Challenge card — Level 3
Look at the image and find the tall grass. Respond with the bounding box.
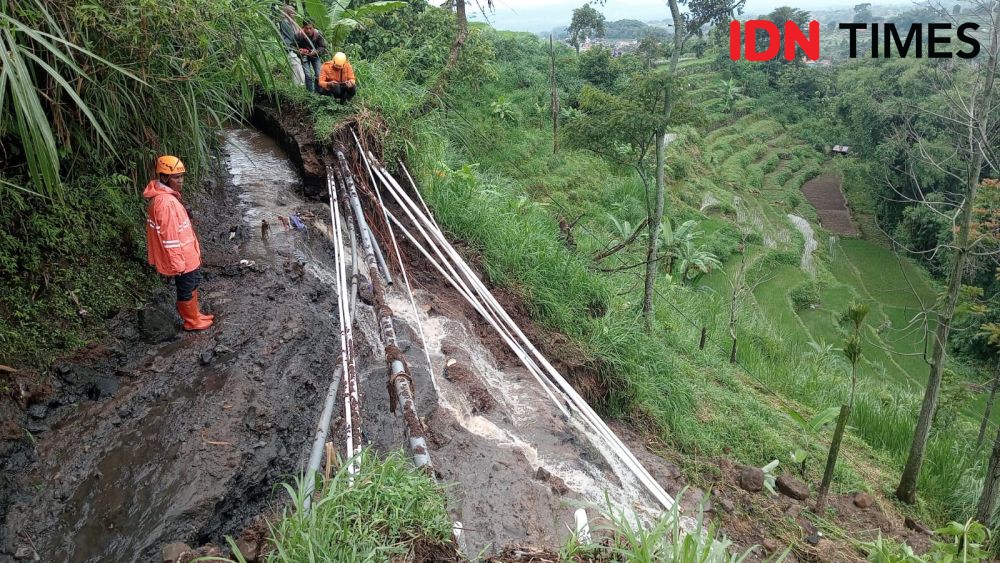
[1,0,285,364]
[564,490,768,562]
[263,450,453,562]
[0,0,280,200]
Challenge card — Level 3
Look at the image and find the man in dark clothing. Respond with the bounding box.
[275,4,305,86]
[295,21,328,93]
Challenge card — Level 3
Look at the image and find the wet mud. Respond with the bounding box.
[1,126,691,561]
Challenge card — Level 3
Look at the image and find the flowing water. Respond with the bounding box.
[8,127,675,561]
[223,128,672,549]
[788,214,818,276]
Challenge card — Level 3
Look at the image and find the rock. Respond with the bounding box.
[27,404,47,420]
[679,487,709,515]
[162,542,191,562]
[738,466,764,492]
[776,473,809,500]
[199,350,215,366]
[762,539,778,553]
[799,517,819,535]
[534,467,570,495]
[58,366,118,400]
[93,375,119,399]
[397,339,411,353]
[804,532,822,546]
[905,517,933,535]
[213,344,234,355]
[233,539,258,562]
[785,504,802,519]
[14,546,39,560]
[718,497,735,513]
[356,274,374,305]
[139,303,180,344]
[853,492,874,509]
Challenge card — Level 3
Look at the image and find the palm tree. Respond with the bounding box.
[677,241,721,281]
[658,219,701,275]
[720,79,746,112]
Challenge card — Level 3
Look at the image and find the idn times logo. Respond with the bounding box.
[729,20,982,61]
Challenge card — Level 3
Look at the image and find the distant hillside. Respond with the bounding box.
[550,18,670,41]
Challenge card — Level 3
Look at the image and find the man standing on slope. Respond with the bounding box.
[276,4,305,87]
[318,52,357,104]
[145,156,214,331]
[296,20,328,93]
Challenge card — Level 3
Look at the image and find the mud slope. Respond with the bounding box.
[3,127,690,561]
[2,130,343,561]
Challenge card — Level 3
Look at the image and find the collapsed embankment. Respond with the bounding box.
[0,103,696,561]
[1,98,938,562]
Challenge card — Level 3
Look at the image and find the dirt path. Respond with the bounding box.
[801,173,860,236]
[2,129,346,562]
[1,127,691,561]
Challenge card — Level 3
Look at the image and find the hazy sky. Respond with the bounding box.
[475,0,906,32]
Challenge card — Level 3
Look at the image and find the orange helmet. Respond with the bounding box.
[156,155,186,175]
[333,52,347,68]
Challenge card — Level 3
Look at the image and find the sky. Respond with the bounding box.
[474,0,895,33]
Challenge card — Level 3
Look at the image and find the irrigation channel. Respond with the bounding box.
[2,127,695,561]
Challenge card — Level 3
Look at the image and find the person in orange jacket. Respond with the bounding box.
[318,52,357,104]
[144,155,214,331]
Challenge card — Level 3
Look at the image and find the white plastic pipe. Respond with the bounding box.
[354,136,440,397]
[375,167,570,415]
[381,206,570,419]
[380,166,678,513]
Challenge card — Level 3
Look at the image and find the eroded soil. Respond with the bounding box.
[0,128,685,562]
[1,124,936,563]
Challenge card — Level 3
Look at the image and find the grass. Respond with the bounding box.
[251,450,453,562]
[264,23,991,539]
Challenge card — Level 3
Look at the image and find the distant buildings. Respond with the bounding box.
[577,38,639,56]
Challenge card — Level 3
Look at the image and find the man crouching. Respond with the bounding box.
[319,52,357,104]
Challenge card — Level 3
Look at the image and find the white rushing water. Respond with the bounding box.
[787,214,818,276]
[384,289,663,523]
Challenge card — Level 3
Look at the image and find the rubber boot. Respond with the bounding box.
[177,299,213,331]
[191,289,214,322]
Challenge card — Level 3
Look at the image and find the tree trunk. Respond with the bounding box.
[421,0,467,113]
[549,35,559,154]
[978,366,1000,451]
[977,423,1000,526]
[667,0,683,73]
[699,326,707,350]
[896,157,981,504]
[642,132,667,332]
[816,403,852,511]
[729,336,737,363]
[897,5,997,504]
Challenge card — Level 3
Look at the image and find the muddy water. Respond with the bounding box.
[4,127,676,561]
[4,129,346,562]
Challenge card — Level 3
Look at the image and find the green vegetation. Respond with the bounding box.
[5,0,999,556]
[284,2,995,529]
[239,451,453,562]
[562,491,762,561]
[0,0,278,365]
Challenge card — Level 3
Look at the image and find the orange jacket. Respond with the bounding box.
[144,180,202,276]
[319,60,356,89]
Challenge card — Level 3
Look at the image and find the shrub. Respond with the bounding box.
[790,280,822,311]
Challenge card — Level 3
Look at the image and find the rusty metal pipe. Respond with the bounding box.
[337,152,432,471]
